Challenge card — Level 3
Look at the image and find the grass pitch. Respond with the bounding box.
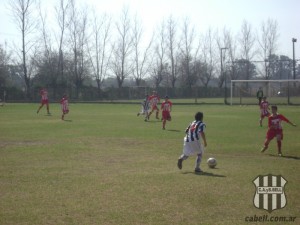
[0,103,299,225]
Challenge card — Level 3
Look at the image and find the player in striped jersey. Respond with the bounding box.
[259,96,270,127]
[137,95,151,121]
[147,91,160,120]
[177,112,207,173]
[60,94,69,120]
[37,88,51,114]
[161,96,172,130]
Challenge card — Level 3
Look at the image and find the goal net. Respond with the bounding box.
[230,79,300,105]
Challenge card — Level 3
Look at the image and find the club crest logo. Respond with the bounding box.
[253,174,287,212]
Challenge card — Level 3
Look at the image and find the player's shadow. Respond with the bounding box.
[146,120,161,123]
[167,129,181,132]
[63,119,72,122]
[182,170,226,177]
[269,154,300,160]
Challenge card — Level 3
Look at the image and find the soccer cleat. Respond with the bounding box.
[260,146,267,153]
[177,158,183,170]
[194,168,203,173]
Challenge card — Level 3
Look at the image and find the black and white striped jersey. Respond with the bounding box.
[185,120,206,142]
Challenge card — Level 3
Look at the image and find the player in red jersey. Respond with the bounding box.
[148,91,160,120]
[259,96,270,127]
[60,94,69,120]
[261,105,296,156]
[161,95,172,130]
[37,88,50,114]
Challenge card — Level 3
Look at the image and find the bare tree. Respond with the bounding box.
[166,15,179,88]
[237,20,256,80]
[221,28,238,81]
[67,0,89,98]
[257,18,279,79]
[111,6,133,88]
[54,0,71,86]
[35,2,60,97]
[132,14,153,86]
[9,0,38,99]
[178,18,197,88]
[151,21,167,89]
[87,11,112,96]
[200,28,218,87]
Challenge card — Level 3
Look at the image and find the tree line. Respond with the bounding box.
[0,0,298,101]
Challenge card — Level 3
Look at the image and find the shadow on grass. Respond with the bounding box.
[167,129,181,132]
[182,170,226,177]
[63,119,72,122]
[269,154,300,160]
[146,120,161,123]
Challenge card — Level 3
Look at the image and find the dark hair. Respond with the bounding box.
[195,112,203,121]
[271,105,278,110]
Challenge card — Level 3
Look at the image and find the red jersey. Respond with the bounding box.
[268,114,290,131]
[148,94,160,107]
[60,97,69,113]
[40,89,48,101]
[161,100,172,112]
[260,100,270,117]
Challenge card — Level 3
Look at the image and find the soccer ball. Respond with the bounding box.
[207,157,217,168]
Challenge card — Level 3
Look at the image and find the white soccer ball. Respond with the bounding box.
[207,157,217,168]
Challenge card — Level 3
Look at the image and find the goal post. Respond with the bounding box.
[230,79,300,105]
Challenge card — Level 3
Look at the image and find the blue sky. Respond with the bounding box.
[0,0,299,59]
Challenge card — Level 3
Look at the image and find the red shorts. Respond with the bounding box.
[266,129,283,140]
[162,111,171,120]
[151,105,159,111]
[41,99,49,105]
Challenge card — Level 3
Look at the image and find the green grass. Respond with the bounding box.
[0,103,299,225]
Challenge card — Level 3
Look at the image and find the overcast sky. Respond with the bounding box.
[0,0,299,59]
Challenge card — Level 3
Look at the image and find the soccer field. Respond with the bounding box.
[0,103,299,225]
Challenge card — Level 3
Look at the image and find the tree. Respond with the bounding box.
[111,6,133,88]
[67,0,89,98]
[257,18,279,79]
[234,59,257,80]
[166,15,179,88]
[54,0,71,91]
[0,44,11,89]
[200,28,218,87]
[150,21,167,89]
[87,11,112,97]
[132,14,153,87]
[178,18,198,88]
[9,0,38,99]
[235,20,257,82]
[268,54,292,80]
